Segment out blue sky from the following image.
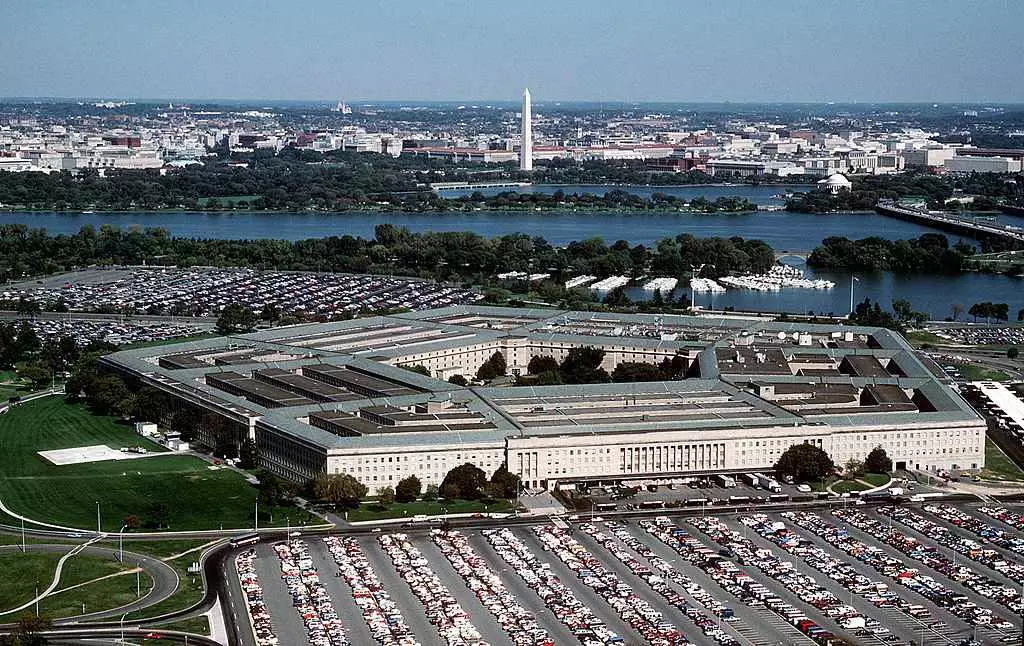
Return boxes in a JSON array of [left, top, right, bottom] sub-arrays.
[[2, 0, 1022, 102]]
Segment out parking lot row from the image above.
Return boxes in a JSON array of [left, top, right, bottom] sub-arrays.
[[273, 540, 350, 646], [6, 268, 481, 318], [639, 517, 844, 646], [740, 513, 958, 644], [782, 510, 988, 642], [376, 533, 487, 646], [583, 520, 744, 646], [832, 508, 1016, 631], [483, 527, 622, 646], [877, 506, 1024, 611], [921, 504, 1024, 563], [431, 530, 551, 646], [533, 524, 691, 645], [322, 536, 421, 646], [235, 549, 280, 646]]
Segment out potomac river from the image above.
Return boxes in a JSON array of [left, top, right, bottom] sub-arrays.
[[3, 185, 1022, 319]]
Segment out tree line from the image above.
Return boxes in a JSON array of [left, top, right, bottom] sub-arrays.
[[0, 223, 777, 294], [785, 171, 1023, 214], [807, 233, 971, 273]]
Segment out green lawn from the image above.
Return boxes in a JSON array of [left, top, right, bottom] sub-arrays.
[[982, 438, 1024, 482], [154, 615, 210, 635], [39, 556, 149, 618], [862, 472, 891, 487], [0, 550, 137, 617], [345, 498, 513, 522], [957, 364, 1012, 382], [904, 330, 947, 348], [0, 553, 61, 613], [0, 397, 293, 532], [832, 479, 871, 494]]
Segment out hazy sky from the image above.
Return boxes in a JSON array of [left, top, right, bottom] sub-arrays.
[[3, 0, 1022, 102]]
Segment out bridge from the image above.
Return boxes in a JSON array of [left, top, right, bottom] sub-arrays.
[[774, 250, 809, 261], [876, 200, 1024, 245]]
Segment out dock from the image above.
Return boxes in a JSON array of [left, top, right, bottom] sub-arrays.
[[875, 200, 1024, 246]]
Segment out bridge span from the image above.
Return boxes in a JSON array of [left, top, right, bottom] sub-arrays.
[[774, 250, 809, 261], [876, 200, 1024, 246]]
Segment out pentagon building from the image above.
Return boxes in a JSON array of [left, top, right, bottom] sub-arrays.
[[102, 306, 985, 489]]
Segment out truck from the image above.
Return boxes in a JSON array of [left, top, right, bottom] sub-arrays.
[[743, 473, 759, 488], [715, 474, 737, 488], [888, 487, 904, 497], [755, 473, 782, 492]]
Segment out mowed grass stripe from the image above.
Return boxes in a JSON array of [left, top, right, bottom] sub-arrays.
[[0, 397, 285, 532]]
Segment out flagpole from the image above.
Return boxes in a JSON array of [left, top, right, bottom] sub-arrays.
[[849, 275, 857, 314]]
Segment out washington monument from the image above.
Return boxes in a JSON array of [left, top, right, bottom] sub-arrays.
[[520, 87, 533, 171]]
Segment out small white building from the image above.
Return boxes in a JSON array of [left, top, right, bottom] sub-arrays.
[[818, 173, 852, 194], [134, 421, 159, 437]]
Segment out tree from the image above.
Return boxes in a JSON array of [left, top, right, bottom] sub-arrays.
[[476, 351, 507, 381], [1009, 347, 1020, 360], [422, 483, 440, 502], [489, 463, 520, 499], [528, 355, 560, 375], [313, 473, 367, 508], [238, 438, 259, 470], [17, 364, 50, 389], [447, 374, 468, 386], [440, 463, 487, 500], [401, 364, 430, 376], [611, 361, 664, 383], [395, 475, 422, 503], [951, 303, 963, 321], [560, 346, 610, 384], [864, 446, 893, 473], [216, 303, 258, 335], [774, 443, 835, 484], [376, 486, 395, 507], [256, 470, 290, 506], [844, 458, 864, 478], [1019, 307, 1024, 322], [145, 501, 171, 529]]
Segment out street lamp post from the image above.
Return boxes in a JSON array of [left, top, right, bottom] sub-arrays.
[[118, 524, 128, 562], [96, 501, 101, 533]]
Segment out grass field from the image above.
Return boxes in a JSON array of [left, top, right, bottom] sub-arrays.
[[345, 498, 513, 522], [983, 438, 1024, 482], [862, 472, 891, 487], [0, 550, 137, 617], [956, 364, 1012, 382], [0, 397, 291, 531], [39, 554, 149, 618], [155, 615, 210, 635], [832, 479, 871, 494]]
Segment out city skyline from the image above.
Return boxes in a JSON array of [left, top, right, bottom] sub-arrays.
[[3, 1, 1024, 103]]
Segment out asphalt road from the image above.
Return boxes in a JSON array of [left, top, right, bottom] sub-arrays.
[[0, 543, 178, 622]]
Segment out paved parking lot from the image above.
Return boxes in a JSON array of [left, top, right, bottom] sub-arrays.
[[228, 502, 1024, 646]]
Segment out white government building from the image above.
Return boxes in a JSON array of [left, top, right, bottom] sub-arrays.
[[103, 306, 985, 490]]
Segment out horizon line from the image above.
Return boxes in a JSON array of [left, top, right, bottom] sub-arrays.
[[2, 96, 1024, 107]]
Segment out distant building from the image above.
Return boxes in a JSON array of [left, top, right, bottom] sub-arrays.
[[818, 173, 852, 194], [902, 147, 955, 168], [946, 155, 1023, 174]]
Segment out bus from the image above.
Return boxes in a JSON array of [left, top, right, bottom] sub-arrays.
[[638, 500, 665, 510], [229, 532, 260, 548], [594, 502, 618, 512]]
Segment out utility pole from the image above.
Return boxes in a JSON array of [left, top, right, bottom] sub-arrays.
[[95, 501, 101, 533]]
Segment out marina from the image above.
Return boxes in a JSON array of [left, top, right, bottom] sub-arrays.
[[718, 265, 835, 292]]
